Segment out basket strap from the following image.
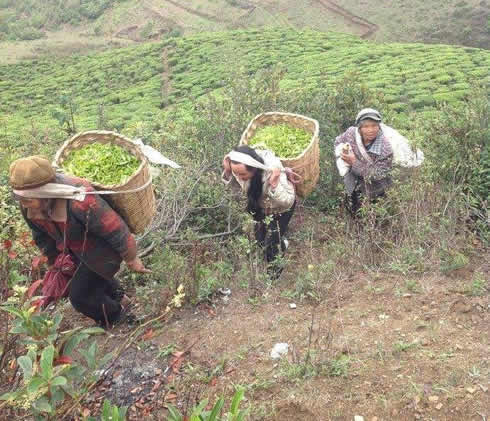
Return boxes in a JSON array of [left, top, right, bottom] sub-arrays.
[[83, 175, 152, 196]]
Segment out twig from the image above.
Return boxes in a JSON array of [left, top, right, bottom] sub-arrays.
[[137, 241, 156, 258], [102, 304, 110, 330], [303, 312, 315, 369]]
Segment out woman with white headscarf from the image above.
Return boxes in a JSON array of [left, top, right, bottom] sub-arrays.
[[222, 145, 296, 279]]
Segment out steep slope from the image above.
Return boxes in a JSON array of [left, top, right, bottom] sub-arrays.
[[0, 0, 488, 64], [0, 28, 488, 136]]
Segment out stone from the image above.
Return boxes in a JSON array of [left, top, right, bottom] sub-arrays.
[[270, 343, 289, 359], [289, 303, 297, 309], [354, 416, 365, 421], [428, 395, 439, 402]]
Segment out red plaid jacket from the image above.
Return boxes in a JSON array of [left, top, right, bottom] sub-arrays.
[[22, 174, 137, 280]]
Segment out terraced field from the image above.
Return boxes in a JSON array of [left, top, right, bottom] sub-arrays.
[[0, 28, 488, 137]]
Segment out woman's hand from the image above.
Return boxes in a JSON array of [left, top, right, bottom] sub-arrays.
[[126, 257, 151, 273], [341, 150, 356, 165], [222, 156, 231, 175], [268, 168, 281, 189]]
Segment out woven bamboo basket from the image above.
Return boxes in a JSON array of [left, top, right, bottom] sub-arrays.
[[53, 131, 156, 234], [240, 112, 320, 198]]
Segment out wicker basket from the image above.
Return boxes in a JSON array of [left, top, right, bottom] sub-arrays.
[[240, 112, 320, 198], [53, 131, 156, 234]]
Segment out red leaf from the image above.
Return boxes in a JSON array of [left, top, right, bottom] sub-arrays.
[[142, 328, 154, 341], [2, 240, 12, 250], [165, 393, 177, 402], [32, 255, 47, 269], [169, 352, 185, 373], [54, 356, 73, 366], [210, 377, 217, 386], [8, 251, 18, 259], [27, 279, 44, 298], [31, 298, 45, 311]]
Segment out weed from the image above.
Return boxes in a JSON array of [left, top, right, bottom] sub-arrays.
[[468, 365, 481, 379], [167, 386, 248, 421], [466, 273, 487, 296], [393, 341, 418, 354], [86, 399, 128, 421], [405, 279, 420, 293], [158, 344, 177, 359], [328, 354, 351, 377]]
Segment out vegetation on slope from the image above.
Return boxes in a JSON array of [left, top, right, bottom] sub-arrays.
[[0, 0, 488, 51], [0, 0, 128, 41], [341, 0, 490, 49], [0, 28, 488, 142], [0, 31, 488, 420]]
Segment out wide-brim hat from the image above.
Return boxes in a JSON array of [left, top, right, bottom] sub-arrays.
[[9, 156, 56, 190]]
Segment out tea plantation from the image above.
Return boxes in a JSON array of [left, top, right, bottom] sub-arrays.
[[0, 28, 488, 136]]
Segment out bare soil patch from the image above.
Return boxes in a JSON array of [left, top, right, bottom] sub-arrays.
[[51, 250, 489, 420]]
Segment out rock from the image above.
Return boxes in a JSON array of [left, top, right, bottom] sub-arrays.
[[289, 303, 297, 309], [428, 395, 439, 402], [436, 403, 443, 410], [218, 287, 231, 296], [466, 387, 476, 394], [113, 375, 124, 388], [270, 343, 289, 359], [354, 416, 364, 421]]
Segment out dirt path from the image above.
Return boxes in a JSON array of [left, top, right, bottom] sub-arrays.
[[161, 47, 171, 105], [62, 255, 488, 420], [162, 0, 231, 24], [155, 271, 488, 420], [315, 0, 379, 39]]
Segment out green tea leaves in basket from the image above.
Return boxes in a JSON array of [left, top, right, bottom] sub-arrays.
[[61, 143, 141, 185], [249, 124, 311, 159]]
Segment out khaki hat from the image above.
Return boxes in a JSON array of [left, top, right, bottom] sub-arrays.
[[9, 156, 56, 190]]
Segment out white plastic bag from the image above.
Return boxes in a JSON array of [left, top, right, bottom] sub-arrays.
[[133, 138, 181, 168], [381, 124, 424, 168], [335, 142, 351, 176]]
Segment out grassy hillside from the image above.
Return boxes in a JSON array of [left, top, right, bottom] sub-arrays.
[[342, 0, 490, 48], [0, 28, 488, 140], [0, 0, 126, 40], [0, 0, 488, 63]]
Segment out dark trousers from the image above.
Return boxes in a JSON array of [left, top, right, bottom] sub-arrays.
[[69, 262, 122, 326], [253, 201, 296, 264], [346, 189, 385, 218]]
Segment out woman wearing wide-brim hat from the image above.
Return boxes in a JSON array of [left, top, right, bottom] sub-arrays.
[[9, 155, 150, 327]]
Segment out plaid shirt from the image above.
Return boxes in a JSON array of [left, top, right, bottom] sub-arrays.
[[22, 174, 137, 280], [335, 126, 393, 198]]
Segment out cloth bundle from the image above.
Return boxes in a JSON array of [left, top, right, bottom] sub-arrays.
[[41, 253, 77, 306]]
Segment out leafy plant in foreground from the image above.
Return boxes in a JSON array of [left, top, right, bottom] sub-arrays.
[[166, 386, 248, 421], [0, 292, 111, 420]]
